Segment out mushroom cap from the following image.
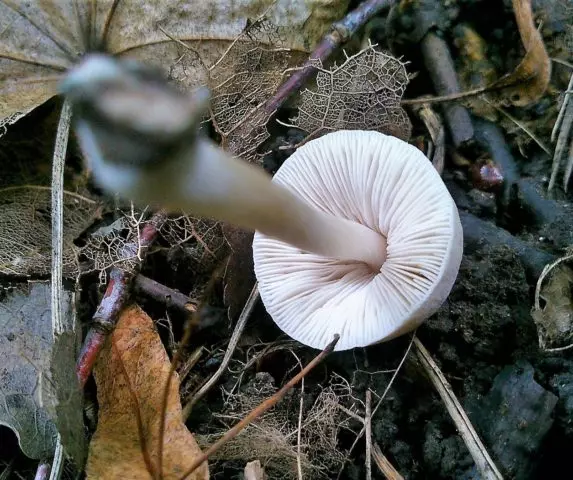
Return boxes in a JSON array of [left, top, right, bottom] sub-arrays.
[[252, 130, 463, 351]]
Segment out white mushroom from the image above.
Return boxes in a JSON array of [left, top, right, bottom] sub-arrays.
[[253, 130, 463, 351], [63, 55, 463, 351]]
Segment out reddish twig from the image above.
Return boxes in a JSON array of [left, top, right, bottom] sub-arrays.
[[178, 334, 340, 479], [264, 0, 396, 113], [76, 210, 168, 387]]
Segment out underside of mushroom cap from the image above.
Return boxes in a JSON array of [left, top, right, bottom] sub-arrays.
[[253, 130, 463, 351]]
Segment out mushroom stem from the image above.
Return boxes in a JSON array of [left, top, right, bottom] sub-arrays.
[[180, 139, 388, 271]]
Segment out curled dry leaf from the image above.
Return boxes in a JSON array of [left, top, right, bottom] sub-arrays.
[[87, 304, 208, 480], [487, 0, 551, 106], [0, 0, 348, 126], [531, 252, 573, 351], [0, 186, 98, 277], [0, 281, 85, 464], [288, 43, 412, 141]]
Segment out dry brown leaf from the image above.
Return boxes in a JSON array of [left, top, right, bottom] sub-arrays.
[[87, 304, 208, 480], [0, 0, 348, 127], [532, 253, 573, 351], [487, 0, 551, 106], [0, 186, 99, 277]]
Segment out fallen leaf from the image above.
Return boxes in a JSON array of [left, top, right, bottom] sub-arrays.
[[487, 0, 551, 106], [0, 0, 348, 127], [0, 281, 85, 464], [0, 186, 99, 277], [288, 43, 412, 141], [532, 254, 573, 350], [87, 304, 209, 479]]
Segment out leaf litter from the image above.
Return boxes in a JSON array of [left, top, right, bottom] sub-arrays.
[[86, 304, 208, 480], [0, 281, 85, 466], [3, 0, 573, 478]]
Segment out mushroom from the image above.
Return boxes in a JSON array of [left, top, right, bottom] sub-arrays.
[[62, 54, 463, 351], [253, 130, 463, 350]]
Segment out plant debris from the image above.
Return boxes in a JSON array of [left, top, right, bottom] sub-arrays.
[[86, 304, 208, 479], [0, 281, 84, 465]]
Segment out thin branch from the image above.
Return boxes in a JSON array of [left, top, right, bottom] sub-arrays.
[[413, 338, 503, 480], [365, 390, 372, 480], [76, 210, 168, 387], [177, 334, 340, 479], [134, 274, 197, 313]]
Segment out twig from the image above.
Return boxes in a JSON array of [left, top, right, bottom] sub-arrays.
[[460, 210, 556, 282], [365, 390, 372, 480], [182, 283, 260, 419], [337, 404, 366, 424], [177, 334, 340, 479], [413, 338, 503, 480], [372, 443, 404, 480], [133, 274, 197, 313], [76, 210, 168, 387], [418, 32, 474, 148], [337, 334, 415, 479], [225, 0, 396, 147], [264, 0, 396, 114]]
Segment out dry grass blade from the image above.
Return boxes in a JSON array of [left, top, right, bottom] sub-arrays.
[[183, 283, 260, 419], [178, 334, 340, 479], [549, 86, 573, 192], [485, 99, 552, 155], [372, 443, 404, 480], [337, 334, 415, 479], [411, 103, 445, 174], [413, 338, 504, 480], [51, 100, 71, 338]]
